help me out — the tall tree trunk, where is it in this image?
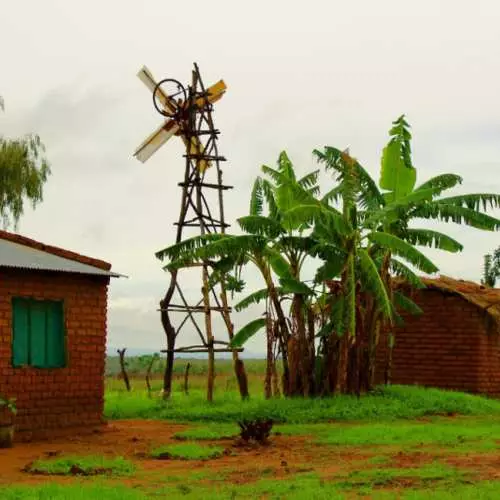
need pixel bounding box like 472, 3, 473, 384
219, 287, 250, 399
117, 349, 131, 392
235, 359, 249, 399
264, 316, 273, 399
385, 332, 394, 385
145, 355, 157, 397
335, 335, 349, 394
160, 270, 178, 400
368, 319, 381, 389
163, 348, 174, 399
291, 294, 309, 397
307, 306, 316, 396
183, 362, 191, 395
260, 262, 291, 396
272, 359, 281, 398
201, 266, 215, 402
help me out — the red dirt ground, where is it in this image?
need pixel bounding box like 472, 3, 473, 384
1, 419, 499, 491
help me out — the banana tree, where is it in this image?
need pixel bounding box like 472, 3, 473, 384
313, 115, 500, 390
158, 152, 324, 397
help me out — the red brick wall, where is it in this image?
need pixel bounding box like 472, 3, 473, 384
375, 289, 500, 396
0, 268, 109, 438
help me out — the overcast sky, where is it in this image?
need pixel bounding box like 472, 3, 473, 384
1, 0, 500, 355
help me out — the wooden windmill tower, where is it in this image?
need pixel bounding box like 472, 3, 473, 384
134, 63, 247, 401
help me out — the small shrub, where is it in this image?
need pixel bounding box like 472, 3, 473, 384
238, 419, 274, 444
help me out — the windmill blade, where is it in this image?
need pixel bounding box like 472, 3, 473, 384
194, 80, 227, 108
134, 120, 180, 163
137, 66, 177, 114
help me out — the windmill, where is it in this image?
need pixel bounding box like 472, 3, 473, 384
134, 63, 248, 401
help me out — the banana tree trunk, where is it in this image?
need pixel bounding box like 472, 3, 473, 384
264, 315, 273, 399
291, 294, 309, 397
219, 286, 250, 400
261, 263, 291, 396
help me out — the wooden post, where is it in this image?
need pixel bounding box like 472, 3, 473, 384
183, 362, 191, 395
117, 348, 131, 392
145, 354, 158, 397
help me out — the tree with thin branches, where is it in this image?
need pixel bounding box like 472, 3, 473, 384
0, 98, 51, 229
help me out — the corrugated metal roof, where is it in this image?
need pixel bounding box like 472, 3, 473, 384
0, 238, 123, 277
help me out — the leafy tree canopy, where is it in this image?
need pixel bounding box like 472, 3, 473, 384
0, 98, 51, 229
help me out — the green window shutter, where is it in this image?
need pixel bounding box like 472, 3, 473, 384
46, 301, 65, 368
12, 298, 30, 367
29, 300, 47, 368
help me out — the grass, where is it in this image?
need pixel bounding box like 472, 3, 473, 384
0, 483, 148, 500
339, 461, 464, 488
6, 476, 500, 500
316, 417, 500, 448
150, 442, 226, 460
105, 384, 500, 423
273, 415, 500, 453
172, 423, 239, 440
26, 455, 135, 476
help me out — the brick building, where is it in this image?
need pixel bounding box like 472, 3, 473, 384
0, 230, 122, 440
376, 276, 500, 396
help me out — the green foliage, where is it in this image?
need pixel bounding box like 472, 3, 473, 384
0, 132, 51, 229
393, 291, 423, 316
357, 249, 392, 318
104, 384, 500, 424
367, 232, 439, 274
234, 288, 272, 311
151, 442, 225, 460
0, 395, 16, 414
482, 246, 500, 287
279, 276, 314, 295
379, 115, 416, 202
27, 455, 135, 476
402, 229, 463, 253
229, 318, 267, 348
0, 484, 148, 500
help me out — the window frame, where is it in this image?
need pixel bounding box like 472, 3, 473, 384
11, 297, 67, 369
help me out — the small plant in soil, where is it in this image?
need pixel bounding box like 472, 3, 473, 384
0, 395, 16, 449
237, 419, 274, 444
24, 455, 135, 476
151, 442, 226, 460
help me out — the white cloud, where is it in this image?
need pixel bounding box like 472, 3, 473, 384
2, 0, 500, 354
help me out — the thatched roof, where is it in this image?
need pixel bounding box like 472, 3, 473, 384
399, 275, 500, 332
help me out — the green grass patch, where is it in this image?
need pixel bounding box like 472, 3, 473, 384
4, 475, 500, 499
372, 481, 500, 499
339, 462, 463, 488
0, 483, 147, 500
151, 442, 225, 460
173, 423, 239, 440
26, 455, 135, 476
105, 385, 500, 423
313, 416, 500, 448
